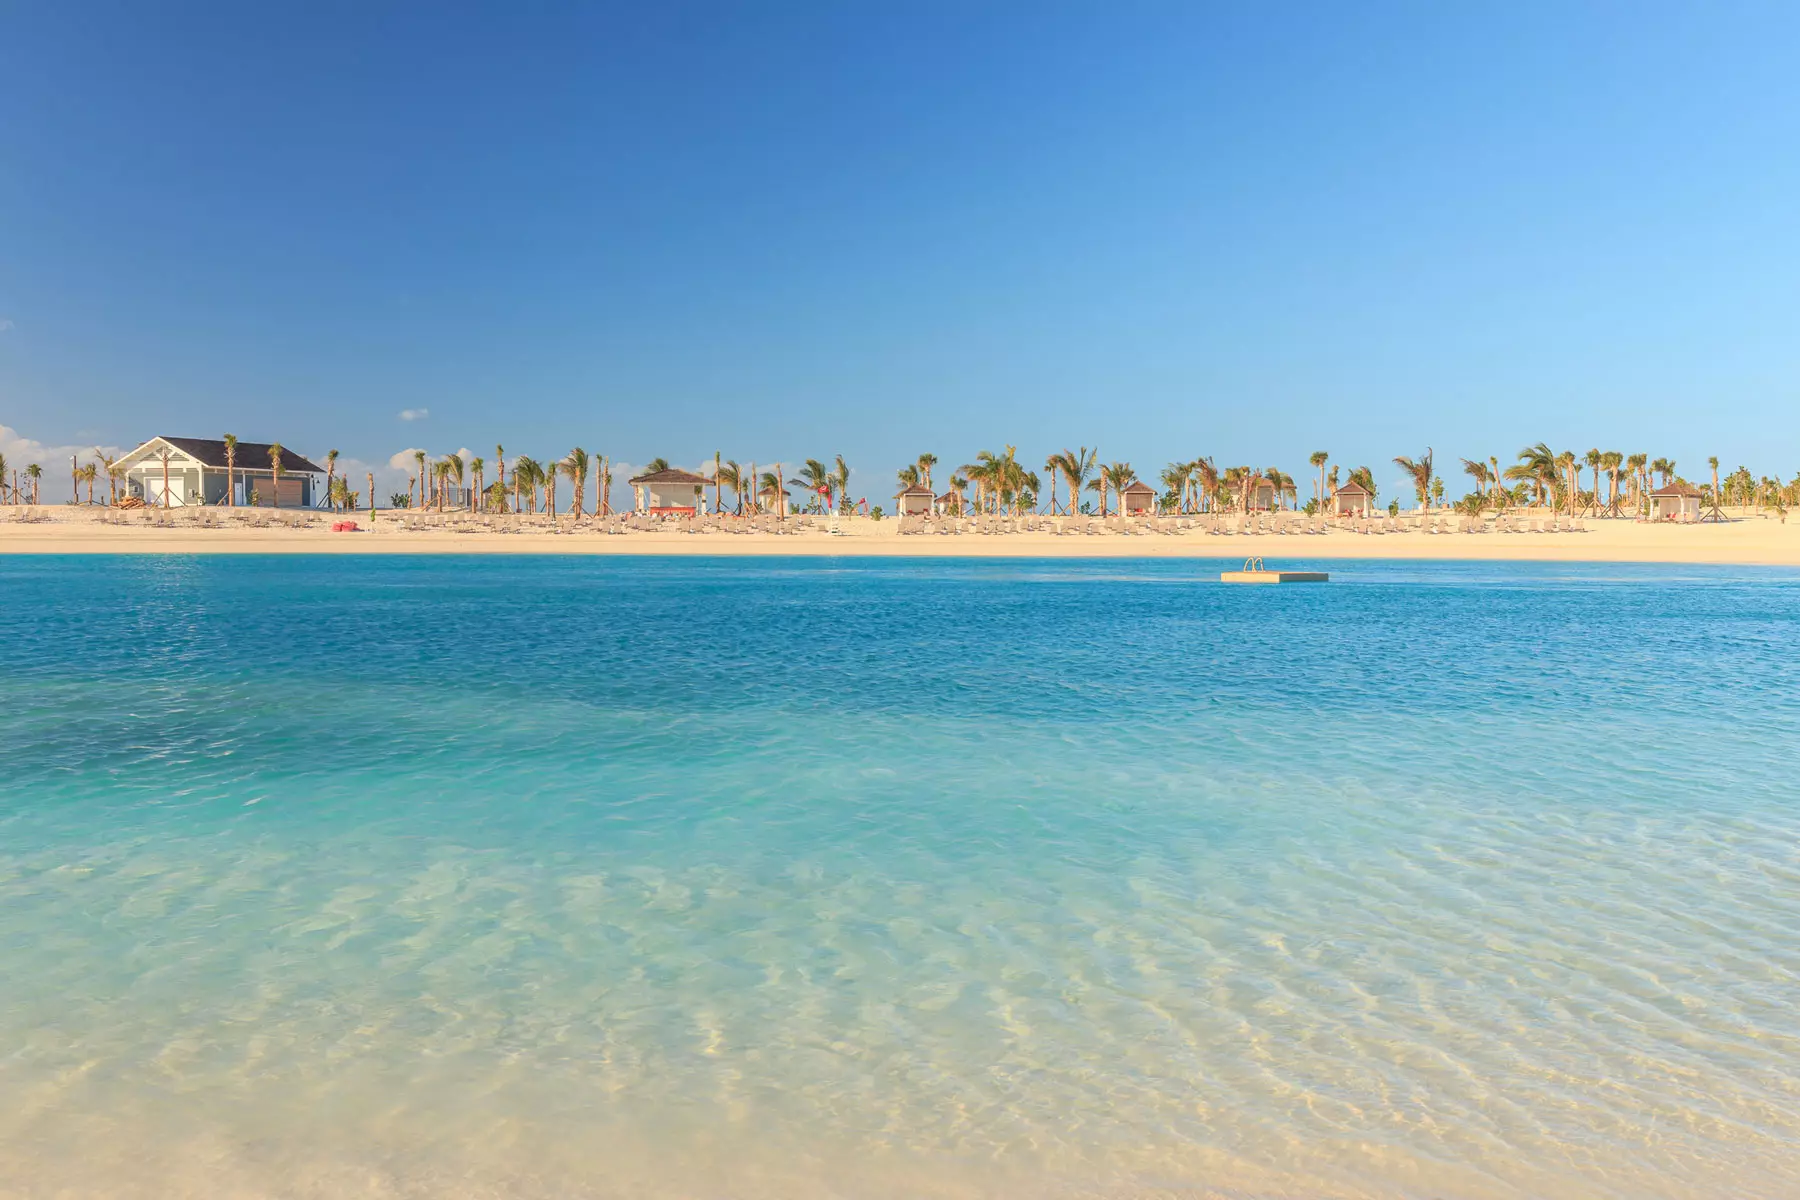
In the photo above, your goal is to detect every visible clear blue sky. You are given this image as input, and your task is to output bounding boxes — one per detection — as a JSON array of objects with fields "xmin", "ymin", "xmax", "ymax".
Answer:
[{"xmin": 3, "ymin": 1, "xmax": 1798, "ymax": 502}]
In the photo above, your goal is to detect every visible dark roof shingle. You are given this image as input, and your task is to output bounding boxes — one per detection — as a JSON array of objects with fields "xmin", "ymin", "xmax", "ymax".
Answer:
[{"xmin": 156, "ymin": 437, "xmax": 326, "ymax": 474}]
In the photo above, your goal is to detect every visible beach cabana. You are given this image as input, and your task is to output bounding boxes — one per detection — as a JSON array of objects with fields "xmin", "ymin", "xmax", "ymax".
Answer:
[
  {"xmin": 1332, "ymin": 480, "xmax": 1373, "ymax": 517},
  {"xmin": 934, "ymin": 489, "xmax": 964, "ymax": 516},
  {"xmin": 1648, "ymin": 482, "xmax": 1702, "ymax": 521},
  {"xmin": 1244, "ymin": 476, "xmax": 1278, "ymax": 511},
  {"xmin": 1119, "ymin": 480, "xmax": 1157, "ymax": 515},
  {"xmin": 894, "ymin": 483, "xmax": 935, "ymax": 516},
  {"xmin": 117, "ymin": 437, "xmax": 324, "ymax": 507},
  {"xmin": 629, "ymin": 468, "xmax": 709, "ymax": 515}
]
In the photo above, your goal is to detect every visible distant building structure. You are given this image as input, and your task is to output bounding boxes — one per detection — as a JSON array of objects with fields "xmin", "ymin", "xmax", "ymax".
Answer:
[
  {"xmin": 1332, "ymin": 480, "xmax": 1373, "ymax": 517},
  {"xmin": 629, "ymin": 468, "xmax": 709, "ymax": 515},
  {"xmin": 894, "ymin": 483, "xmax": 935, "ymax": 516},
  {"xmin": 1118, "ymin": 480, "xmax": 1157, "ymax": 515},
  {"xmin": 117, "ymin": 437, "xmax": 324, "ymax": 507},
  {"xmin": 1648, "ymin": 482, "xmax": 1702, "ymax": 521}
]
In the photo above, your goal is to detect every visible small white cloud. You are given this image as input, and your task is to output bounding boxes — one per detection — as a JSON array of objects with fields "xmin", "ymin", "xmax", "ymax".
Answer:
[
  {"xmin": 0, "ymin": 319, "xmax": 14, "ymax": 332},
  {"xmin": 388, "ymin": 448, "xmax": 429, "ymax": 471},
  {"xmin": 398, "ymin": 408, "xmax": 429, "ymax": 422}
]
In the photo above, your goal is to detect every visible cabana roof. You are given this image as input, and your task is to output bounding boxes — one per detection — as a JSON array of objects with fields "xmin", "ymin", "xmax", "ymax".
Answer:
[
  {"xmin": 124, "ymin": 437, "xmax": 325, "ymax": 474},
  {"xmin": 1650, "ymin": 482, "xmax": 1702, "ymax": 497},
  {"xmin": 628, "ymin": 468, "xmax": 708, "ymax": 485},
  {"xmin": 1334, "ymin": 480, "xmax": 1371, "ymax": 496},
  {"xmin": 894, "ymin": 483, "xmax": 935, "ymax": 497},
  {"xmin": 1118, "ymin": 480, "xmax": 1156, "ymax": 494}
]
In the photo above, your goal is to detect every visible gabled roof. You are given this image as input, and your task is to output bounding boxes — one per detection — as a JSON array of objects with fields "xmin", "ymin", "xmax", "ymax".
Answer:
[
  {"xmin": 1334, "ymin": 480, "xmax": 1371, "ymax": 495},
  {"xmin": 936, "ymin": 490, "xmax": 963, "ymax": 503},
  {"xmin": 629, "ymin": 468, "xmax": 708, "ymax": 485},
  {"xmin": 1118, "ymin": 480, "xmax": 1156, "ymax": 493},
  {"xmin": 1650, "ymin": 482, "xmax": 1702, "ymax": 497},
  {"xmin": 894, "ymin": 483, "xmax": 935, "ymax": 496},
  {"xmin": 127, "ymin": 437, "xmax": 325, "ymax": 474}
]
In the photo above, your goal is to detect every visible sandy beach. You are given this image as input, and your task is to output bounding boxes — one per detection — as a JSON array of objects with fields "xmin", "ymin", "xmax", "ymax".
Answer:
[{"xmin": 4, "ymin": 507, "xmax": 1798, "ymax": 564}]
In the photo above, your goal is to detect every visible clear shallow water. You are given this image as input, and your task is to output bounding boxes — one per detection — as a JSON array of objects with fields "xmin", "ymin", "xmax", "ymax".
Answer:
[{"xmin": 3, "ymin": 555, "xmax": 1799, "ymax": 1199}]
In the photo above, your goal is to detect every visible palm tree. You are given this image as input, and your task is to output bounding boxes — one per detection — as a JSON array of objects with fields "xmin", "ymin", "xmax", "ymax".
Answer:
[
  {"xmin": 26, "ymin": 462, "xmax": 42, "ymax": 505},
  {"xmin": 718, "ymin": 460, "xmax": 745, "ymax": 513},
  {"xmin": 561, "ymin": 448, "xmax": 590, "ymax": 517},
  {"xmin": 1553, "ymin": 450, "xmax": 1578, "ymax": 514},
  {"xmin": 1625, "ymin": 453, "xmax": 1648, "ymax": 511},
  {"xmin": 409, "ymin": 450, "xmax": 425, "ymax": 507},
  {"xmin": 1460, "ymin": 457, "xmax": 1490, "ymax": 505},
  {"xmin": 1392, "ymin": 449, "xmax": 1433, "ymax": 511},
  {"xmin": 1488, "ymin": 455, "xmax": 1502, "ymax": 506},
  {"xmin": 1583, "ymin": 449, "xmax": 1602, "ymax": 514},
  {"xmin": 1651, "ymin": 457, "xmax": 1675, "ymax": 488},
  {"xmin": 106, "ymin": 457, "xmax": 127, "ymax": 506},
  {"xmin": 1601, "ymin": 451, "xmax": 1624, "ymax": 515},
  {"xmin": 445, "ymin": 453, "xmax": 467, "ymax": 512},
  {"xmin": 1507, "ymin": 443, "xmax": 1556, "ymax": 507},
  {"xmin": 944, "ymin": 473, "xmax": 969, "ymax": 515},
  {"xmin": 1194, "ymin": 457, "xmax": 1220, "ymax": 513},
  {"xmin": 1309, "ymin": 451, "xmax": 1328, "ymax": 512},
  {"xmin": 916, "ymin": 453, "xmax": 937, "ymax": 491},
  {"xmin": 222, "ymin": 434, "xmax": 239, "ymax": 506},
  {"xmin": 1347, "ymin": 465, "xmax": 1377, "ymax": 501},
  {"xmin": 469, "ymin": 456, "xmax": 485, "ymax": 512},
  {"xmin": 80, "ymin": 462, "xmax": 98, "ymax": 504},
  {"xmin": 325, "ymin": 449, "xmax": 340, "ymax": 509},
  {"xmin": 1219, "ymin": 466, "xmax": 1245, "ymax": 515},
  {"xmin": 1160, "ymin": 461, "xmax": 1193, "ymax": 513},
  {"xmin": 832, "ymin": 455, "xmax": 852, "ymax": 514},
  {"xmin": 1708, "ymin": 455, "xmax": 1721, "ymax": 509},
  {"xmin": 790, "ymin": 458, "xmax": 833, "ymax": 513},
  {"xmin": 93, "ymin": 451, "xmax": 119, "ymax": 505},
  {"xmin": 644, "ymin": 457, "xmax": 671, "ymax": 474},
  {"xmin": 758, "ymin": 468, "xmax": 786, "ymax": 516},
  {"xmin": 158, "ymin": 448, "xmax": 173, "ymax": 507},
  {"xmin": 1045, "ymin": 447, "xmax": 1095, "ymax": 516},
  {"xmin": 1097, "ymin": 461, "xmax": 1136, "ymax": 515}
]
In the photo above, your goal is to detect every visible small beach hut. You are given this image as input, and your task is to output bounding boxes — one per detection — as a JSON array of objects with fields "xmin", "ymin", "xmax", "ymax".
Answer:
[
  {"xmin": 629, "ymin": 468, "xmax": 709, "ymax": 515},
  {"xmin": 1648, "ymin": 482, "xmax": 1702, "ymax": 522},
  {"xmin": 1119, "ymin": 480, "xmax": 1157, "ymax": 515},
  {"xmin": 934, "ymin": 489, "xmax": 964, "ymax": 517},
  {"xmin": 1243, "ymin": 475, "xmax": 1278, "ymax": 511},
  {"xmin": 1332, "ymin": 480, "xmax": 1373, "ymax": 517},
  {"xmin": 894, "ymin": 483, "xmax": 935, "ymax": 516}
]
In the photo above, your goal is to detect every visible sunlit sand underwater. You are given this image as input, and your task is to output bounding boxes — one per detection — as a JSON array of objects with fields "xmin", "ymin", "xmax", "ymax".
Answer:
[{"xmin": 3, "ymin": 556, "xmax": 1798, "ymax": 1199}]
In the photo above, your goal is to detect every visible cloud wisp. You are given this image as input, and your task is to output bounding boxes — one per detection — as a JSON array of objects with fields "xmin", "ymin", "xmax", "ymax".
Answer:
[{"xmin": 398, "ymin": 408, "xmax": 429, "ymax": 422}]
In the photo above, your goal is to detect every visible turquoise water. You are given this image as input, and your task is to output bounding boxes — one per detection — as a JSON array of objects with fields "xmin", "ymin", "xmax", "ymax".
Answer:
[{"xmin": 3, "ymin": 555, "xmax": 1799, "ymax": 1199}]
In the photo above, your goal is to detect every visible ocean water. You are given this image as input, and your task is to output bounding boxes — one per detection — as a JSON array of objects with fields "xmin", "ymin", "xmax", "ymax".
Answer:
[{"xmin": 2, "ymin": 555, "xmax": 1799, "ymax": 1199}]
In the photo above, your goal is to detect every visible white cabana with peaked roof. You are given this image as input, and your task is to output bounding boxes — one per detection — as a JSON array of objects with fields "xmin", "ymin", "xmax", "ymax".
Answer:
[
  {"xmin": 894, "ymin": 483, "xmax": 935, "ymax": 516},
  {"xmin": 117, "ymin": 437, "xmax": 325, "ymax": 507},
  {"xmin": 629, "ymin": 468, "xmax": 709, "ymax": 515},
  {"xmin": 1648, "ymin": 482, "xmax": 1702, "ymax": 521},
  {"xmin": 1118, "ymin": 480, "xmax": 1157, "ymax": 515},
  {"xmin": 1332, "ymin": 480, "xmax": 1373, "ymax": 516}
]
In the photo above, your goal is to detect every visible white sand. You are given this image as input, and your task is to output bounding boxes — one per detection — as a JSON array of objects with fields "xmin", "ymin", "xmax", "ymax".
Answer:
[{"xmin": 5, "ymin": 508, "xmax": 1799, "ymax": 565}]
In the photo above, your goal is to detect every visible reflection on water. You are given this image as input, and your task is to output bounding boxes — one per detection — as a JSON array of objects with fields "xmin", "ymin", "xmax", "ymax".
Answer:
[{"xmin": 2, "ymin": 555, "xmax": 1798, "ymax": 1198}]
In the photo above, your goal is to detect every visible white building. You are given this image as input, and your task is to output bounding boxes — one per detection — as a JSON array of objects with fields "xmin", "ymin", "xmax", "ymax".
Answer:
[
  {"xmin": 1648, "ymin": 482, "xmax": 1702, "ymax": 521},
  {"xmin": 894, "ymin": 483, "xmax": 935, "ymax": 515},
  {"xmin": 1332, "ymin": 480, "xmax": 1373, "ymax": 517},
  {"xmin": 1118, "ymin": 480, "xmax": 1157, "ymax": 515},
  {"xmin": 117, "ymin": 437, "xmax": 324, "ymax": 507},
  {"xmin": 629, "ymin": 468, "xmax": 709, "ymax": 515}
]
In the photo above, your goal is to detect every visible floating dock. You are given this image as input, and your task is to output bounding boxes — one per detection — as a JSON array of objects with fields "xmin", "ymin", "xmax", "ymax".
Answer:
[{"xmin": 1221, "ymin": 558, "xmax": 1328, "ymax": 584}]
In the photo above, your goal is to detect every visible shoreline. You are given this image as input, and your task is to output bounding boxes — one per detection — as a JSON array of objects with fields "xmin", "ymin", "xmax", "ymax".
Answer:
[{"xmin": 4, "ymin": 511, "xmax": 1800, "ymax": 565}]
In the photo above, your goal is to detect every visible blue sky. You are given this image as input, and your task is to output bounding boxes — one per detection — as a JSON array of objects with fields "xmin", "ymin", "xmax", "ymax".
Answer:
[{"xmin": 3, "ymin": 1, "xmax": 1798, "ymax": 504}]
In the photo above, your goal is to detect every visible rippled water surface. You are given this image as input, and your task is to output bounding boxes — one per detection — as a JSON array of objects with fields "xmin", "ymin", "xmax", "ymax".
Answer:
[{"xmin": 3, "ymin": 555, "xmax": 1799, "ymax": 1199}]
